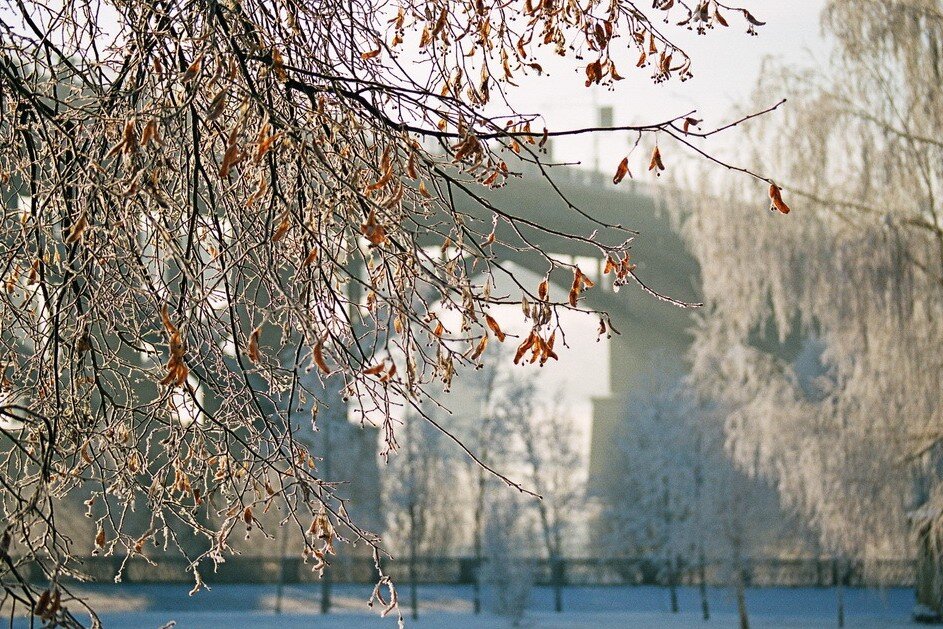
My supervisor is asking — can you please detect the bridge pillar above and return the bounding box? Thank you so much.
[587,308,693,502]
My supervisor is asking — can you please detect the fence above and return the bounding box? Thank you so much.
[36,555,916,589]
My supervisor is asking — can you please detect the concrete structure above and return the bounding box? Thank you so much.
[450,167,701,500]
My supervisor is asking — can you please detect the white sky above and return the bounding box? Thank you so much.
[501,2,830,173]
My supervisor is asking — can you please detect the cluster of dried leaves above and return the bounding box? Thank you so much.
[0,0,772,625]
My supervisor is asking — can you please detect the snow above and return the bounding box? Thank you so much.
[91,610,919,629]
[39,584,918,628]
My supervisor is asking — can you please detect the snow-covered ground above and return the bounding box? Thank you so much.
[40,583,919,627]
[92,610,917,629]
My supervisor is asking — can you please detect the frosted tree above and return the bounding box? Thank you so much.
[450,345,528,613]
[442,344,582,613]
[680,0,943,572]
[481,493,535,626]
[602,364,706,612]
[383,405,460,619]
[0,0,786,624]
[600,360,802,618]
[512,389,584,612]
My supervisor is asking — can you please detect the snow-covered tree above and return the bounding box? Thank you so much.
[602,365,706,610]
[513,390,585,612]
[600,357,811,617]
[383,405,461,618]
[481,495,535,626]
[679,0,943,569]
[450,346,530,613]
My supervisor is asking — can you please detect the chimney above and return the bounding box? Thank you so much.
[593,106,614,174]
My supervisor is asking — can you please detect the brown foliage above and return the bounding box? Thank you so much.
[0,0,774,625]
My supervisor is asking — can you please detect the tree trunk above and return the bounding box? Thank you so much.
[914,525,943,622]
[699,548,710,621]
[409,502,419,620]
[552,555,563,613]
[668,556,679,613]
[661,479,678,613]
[736,569,749,629]
[320,569,332,614]
[320,414,332,615]
[274,518,289,614]
[694,448,708,621]
[834,558,844,628]
[472,558,482,615]
[472,466,485,615]
[471,377,496,617]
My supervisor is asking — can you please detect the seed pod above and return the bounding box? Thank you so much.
[485,315,506,342]
[182,56,202,82]
[65,213,89,244]
[648,146,665,173]
[470,335,488,360]
[312,341,330,374]
[769,183,791,214]
[613,157,630,184]
[247,326,262,363]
